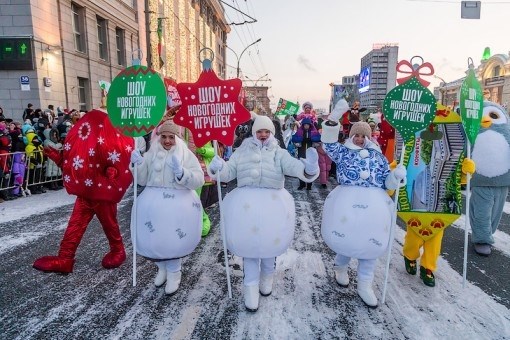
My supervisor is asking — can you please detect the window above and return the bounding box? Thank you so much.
[97,16,108,60]
[115,27,126,66]
[493,66,501,77]
[71,3,85,53]
[78,77,89,112]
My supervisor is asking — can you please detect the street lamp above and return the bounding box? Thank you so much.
[225,38,261,78]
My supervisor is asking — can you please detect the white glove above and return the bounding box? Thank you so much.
[301,148,319,176]
[329,98,350,122]
[130,150,143,165]
[166,154,183,179]
[393,164,407,182]
[208,155,224,173]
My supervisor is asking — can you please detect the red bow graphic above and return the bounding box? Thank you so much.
[396,60,434,87]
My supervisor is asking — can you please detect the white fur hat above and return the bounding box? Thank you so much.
[251,115,275,135]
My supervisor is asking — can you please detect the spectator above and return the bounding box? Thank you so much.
[23,103,34,121]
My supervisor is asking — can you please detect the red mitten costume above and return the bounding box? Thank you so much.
[33,109,133,273]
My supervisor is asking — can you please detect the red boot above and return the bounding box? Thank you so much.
[33,197,94,273]
[97,202,126,269]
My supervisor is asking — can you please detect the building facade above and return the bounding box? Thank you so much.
[144,0,229,83]
[359,44,399,111]
[0,0,229,121]
[0,0,140,120]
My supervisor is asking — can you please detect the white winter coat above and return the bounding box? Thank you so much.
[212,136,317,188]
[132,136,204,190]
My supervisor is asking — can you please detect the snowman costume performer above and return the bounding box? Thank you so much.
[208,115,319,312]
[33,109,134,274]
[321,100,407,308]
[130,120,204,295]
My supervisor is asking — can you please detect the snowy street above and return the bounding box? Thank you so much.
[1,178,509,339]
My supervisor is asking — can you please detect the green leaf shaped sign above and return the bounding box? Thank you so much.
[459,68,483,145]
[107,65,167,137]
[382,77,437,143]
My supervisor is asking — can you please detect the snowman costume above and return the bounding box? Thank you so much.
[130,120,204,294]
[208,115,319,312]
[321,100,406,308]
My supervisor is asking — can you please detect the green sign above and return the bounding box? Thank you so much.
[0,37,34,70]
[107,65,167,137]
[459,68,483,145]
[382,77,437,143]
[275,98,299,116]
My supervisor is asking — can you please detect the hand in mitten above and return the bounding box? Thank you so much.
[329,98,350,123]
[208,155,224,173]
[301,148,319,176]
[43,147,63,167]
[130,150,143,165]
[462,158,476,175]
[393,164,407,185]
[166,154,183,179]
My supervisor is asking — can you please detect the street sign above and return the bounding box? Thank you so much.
[0,37,34,70]
[20,75,30,91]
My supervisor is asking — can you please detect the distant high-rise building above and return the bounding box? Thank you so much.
[358,44,399,111]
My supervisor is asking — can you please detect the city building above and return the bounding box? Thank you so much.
[243,85,271,116]
[145,0,229,83]
[0,0,229,121]
[358,43,399,111]
[0,0,140,119]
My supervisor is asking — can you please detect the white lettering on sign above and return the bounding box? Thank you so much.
[402,89,423,102]
[198,86,222,103]
[126,81,146,96]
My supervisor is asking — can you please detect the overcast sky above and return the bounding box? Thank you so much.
[223,0,510,110]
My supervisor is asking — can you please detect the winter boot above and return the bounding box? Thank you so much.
[33,204,91,274]
[333,265,349,287]
[98,206,126,269]
[165,271,182,295]
[404,257,417,275]
[201,211,211,237]
[419,266,435,287]
[154,262,167,287]
[473,243,491,256]
[357,280,378,308]
[259,273,274,296]
[243,284,260,312]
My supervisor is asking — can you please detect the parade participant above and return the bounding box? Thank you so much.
[401,158,475,287]
[130,120,204,295]
[296,101,318,125]
[469,101,510,256]
[321,102,407,308]
[33,109,133,274]
[207,114,319,312]
[292,118,321,190]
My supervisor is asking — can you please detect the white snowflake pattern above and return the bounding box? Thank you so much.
[107,185,112,189]
[99,124,103,128]
[78,122,92,140]
[64,174,71,182]
[98,183,102,187]
[88,148,95,156]
[64,143,71,151]
[84,179,93,186]
[107,150,121,164]
[72,156,84,170]
[125,145,133,153]
[98,136,105,144]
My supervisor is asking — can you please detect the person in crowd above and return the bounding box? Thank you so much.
[320,100,407,308]
[367,118,380,144]
[43,127,62,190]
[10,133,27,198]
[22,103,33,121]
[33,109,133,274]
[296,102,318,126]
[0,107,5,120]
[207,114,319,312]
[292,117,321,190]
[0,118,12,202]
[25,130,46,194]
[469,101,510,256]
[130,120,204,295]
